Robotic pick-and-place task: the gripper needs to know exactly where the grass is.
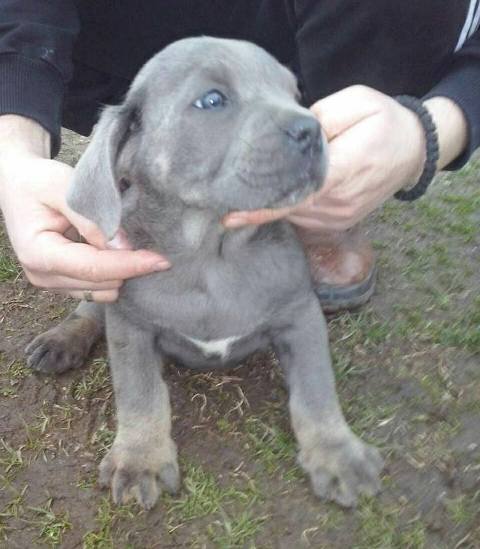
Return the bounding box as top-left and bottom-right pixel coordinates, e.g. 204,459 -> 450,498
446,493 -> 480,528
5,360 -> 30,382
390,296 -> 480,353
28,498 -> 72,547
244,417 -> 300,479
0,227 -> 21,282
208,509 -> 268,548
0,439 -> 24,484
72,358 -> 110,401
163,461 -> 263,547
0,252 -> 21,282
91,424 -> 116,460
0,358 -> 31,401
326,290 -> 480,358
166,461 -> 258,523
354,498 -> 427,549
83,497 -> 137,549
0,484 -> 27,540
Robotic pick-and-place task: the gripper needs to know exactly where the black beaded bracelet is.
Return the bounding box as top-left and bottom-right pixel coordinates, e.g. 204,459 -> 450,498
394,95 -> 439,201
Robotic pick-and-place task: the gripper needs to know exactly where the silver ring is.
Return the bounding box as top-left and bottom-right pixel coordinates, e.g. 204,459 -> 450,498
83,290 -> 94,302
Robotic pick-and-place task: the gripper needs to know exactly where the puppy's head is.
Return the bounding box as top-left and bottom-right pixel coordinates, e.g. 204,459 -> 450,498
68,37 -> 327,239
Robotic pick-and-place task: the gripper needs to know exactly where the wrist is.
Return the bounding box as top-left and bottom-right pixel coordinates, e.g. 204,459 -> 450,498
423,97 -> 468,170
394,95 -> 439,201
0,115 -> 51,162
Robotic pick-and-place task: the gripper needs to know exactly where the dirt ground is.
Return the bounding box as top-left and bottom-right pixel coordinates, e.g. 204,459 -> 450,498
1,130 -> 479,548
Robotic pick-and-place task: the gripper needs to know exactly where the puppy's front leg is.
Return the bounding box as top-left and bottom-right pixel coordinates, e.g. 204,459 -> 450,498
100,307 -> 179,509
274,299 -> 383,507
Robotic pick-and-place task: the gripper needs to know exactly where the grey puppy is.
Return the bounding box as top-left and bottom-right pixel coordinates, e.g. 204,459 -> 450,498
26,37 -> 383,509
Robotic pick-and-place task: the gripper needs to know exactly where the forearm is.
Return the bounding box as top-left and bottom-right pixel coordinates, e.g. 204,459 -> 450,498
0,115 -> 51,161
0,115 -> 51,205
424,97 -> 468,171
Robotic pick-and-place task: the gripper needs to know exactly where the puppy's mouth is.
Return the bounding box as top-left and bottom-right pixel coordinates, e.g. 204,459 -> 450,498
236,149 -> 327,211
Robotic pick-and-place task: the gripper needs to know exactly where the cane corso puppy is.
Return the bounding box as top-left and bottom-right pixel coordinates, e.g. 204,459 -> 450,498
26,37 -> 383,509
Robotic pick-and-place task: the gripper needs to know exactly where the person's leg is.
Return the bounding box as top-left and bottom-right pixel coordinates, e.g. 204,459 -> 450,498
295,226 -> 376,313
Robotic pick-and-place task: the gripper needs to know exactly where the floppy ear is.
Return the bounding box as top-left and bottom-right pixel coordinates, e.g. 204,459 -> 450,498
67,105 -> 129,240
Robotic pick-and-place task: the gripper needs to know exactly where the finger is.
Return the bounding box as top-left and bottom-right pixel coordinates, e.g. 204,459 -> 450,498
36,163 -> 129,249
222,205 -> 294,229
27,271 -> 123,291
287,212 -> 355,232
64,289 -> 120,303
63,225 -> 133,250
310,86 -> 383,141
287,191 -> 357,231
35,233 -> 171,283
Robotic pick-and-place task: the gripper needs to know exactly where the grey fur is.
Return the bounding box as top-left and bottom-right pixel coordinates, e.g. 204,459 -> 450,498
27,37 -> 382,508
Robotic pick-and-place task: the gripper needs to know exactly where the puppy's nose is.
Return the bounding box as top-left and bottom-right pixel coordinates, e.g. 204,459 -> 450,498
285,115 -> 321,153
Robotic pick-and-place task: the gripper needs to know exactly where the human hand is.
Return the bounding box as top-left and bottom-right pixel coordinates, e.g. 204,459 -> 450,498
223,85 -> 425,230
0,152 -> 170,302
222,86 -> 467,231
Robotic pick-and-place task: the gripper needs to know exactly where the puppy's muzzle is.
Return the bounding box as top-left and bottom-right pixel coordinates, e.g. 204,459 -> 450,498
285,115 -> 322,155
265,113 -> 325,207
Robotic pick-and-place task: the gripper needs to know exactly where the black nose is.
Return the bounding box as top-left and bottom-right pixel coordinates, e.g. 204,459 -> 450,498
285,115 -> 321,153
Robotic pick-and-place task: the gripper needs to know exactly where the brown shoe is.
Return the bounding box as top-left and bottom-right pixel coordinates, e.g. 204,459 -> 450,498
296,226 -> 377,313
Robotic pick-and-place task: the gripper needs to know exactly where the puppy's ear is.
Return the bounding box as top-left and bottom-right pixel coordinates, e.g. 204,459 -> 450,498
67,105 -> 132,240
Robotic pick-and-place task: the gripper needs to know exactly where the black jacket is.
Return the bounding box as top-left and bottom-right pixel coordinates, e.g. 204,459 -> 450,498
1,0 -> 479,165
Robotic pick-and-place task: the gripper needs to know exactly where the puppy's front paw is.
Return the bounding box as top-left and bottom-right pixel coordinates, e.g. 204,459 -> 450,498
99,439 -> 180,510
25,316 -> 100,374
299,434 -> 383,508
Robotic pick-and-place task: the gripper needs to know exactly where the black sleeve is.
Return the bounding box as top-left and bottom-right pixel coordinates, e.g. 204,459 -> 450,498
0,0 -> 80,156
425,27 -> 480,169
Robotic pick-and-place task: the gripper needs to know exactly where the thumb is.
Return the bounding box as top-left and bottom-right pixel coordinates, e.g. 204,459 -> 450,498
310,85 -> 383,141
38,160 -> 120,249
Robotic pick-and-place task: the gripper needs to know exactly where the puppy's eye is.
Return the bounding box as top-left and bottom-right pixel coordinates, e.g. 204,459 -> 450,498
194,90 -> 227,110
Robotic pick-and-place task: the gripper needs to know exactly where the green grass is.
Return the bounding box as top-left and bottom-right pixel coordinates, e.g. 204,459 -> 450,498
72,358 -> 110,401
0,484 -> 27,540
166,461 -> 257,524
5,360 -> 29,382
244,417 -> 299,479
0,439 -> 24,484
91,424 -> 115,460
208,509 -> 268,548
391,296 -> 480,353
83,497 -> 137,549
327,292 -> 479,356
354,498 -> 427,549
446,493 -> 480,527
28,498 -> 71,547
164,461 -> 263,547
0,243 -> 21,282
0,355 -> 29,398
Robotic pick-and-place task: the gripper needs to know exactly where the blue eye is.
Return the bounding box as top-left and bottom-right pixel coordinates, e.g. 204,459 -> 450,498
194,89 -> 227,110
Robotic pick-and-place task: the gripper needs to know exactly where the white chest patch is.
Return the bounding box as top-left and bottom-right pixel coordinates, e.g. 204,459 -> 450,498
183,334 -> 243,360
182,211 -> 210,248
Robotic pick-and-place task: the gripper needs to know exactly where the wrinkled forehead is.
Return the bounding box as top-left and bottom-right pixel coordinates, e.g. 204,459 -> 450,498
131,37 -> 299,107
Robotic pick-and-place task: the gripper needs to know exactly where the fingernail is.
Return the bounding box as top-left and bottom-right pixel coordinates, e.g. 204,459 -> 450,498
153,260 -> 171,271
224,216 -> 246,228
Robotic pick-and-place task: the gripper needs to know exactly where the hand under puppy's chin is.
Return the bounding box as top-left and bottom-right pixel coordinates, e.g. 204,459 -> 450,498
221,191 -> 317,228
